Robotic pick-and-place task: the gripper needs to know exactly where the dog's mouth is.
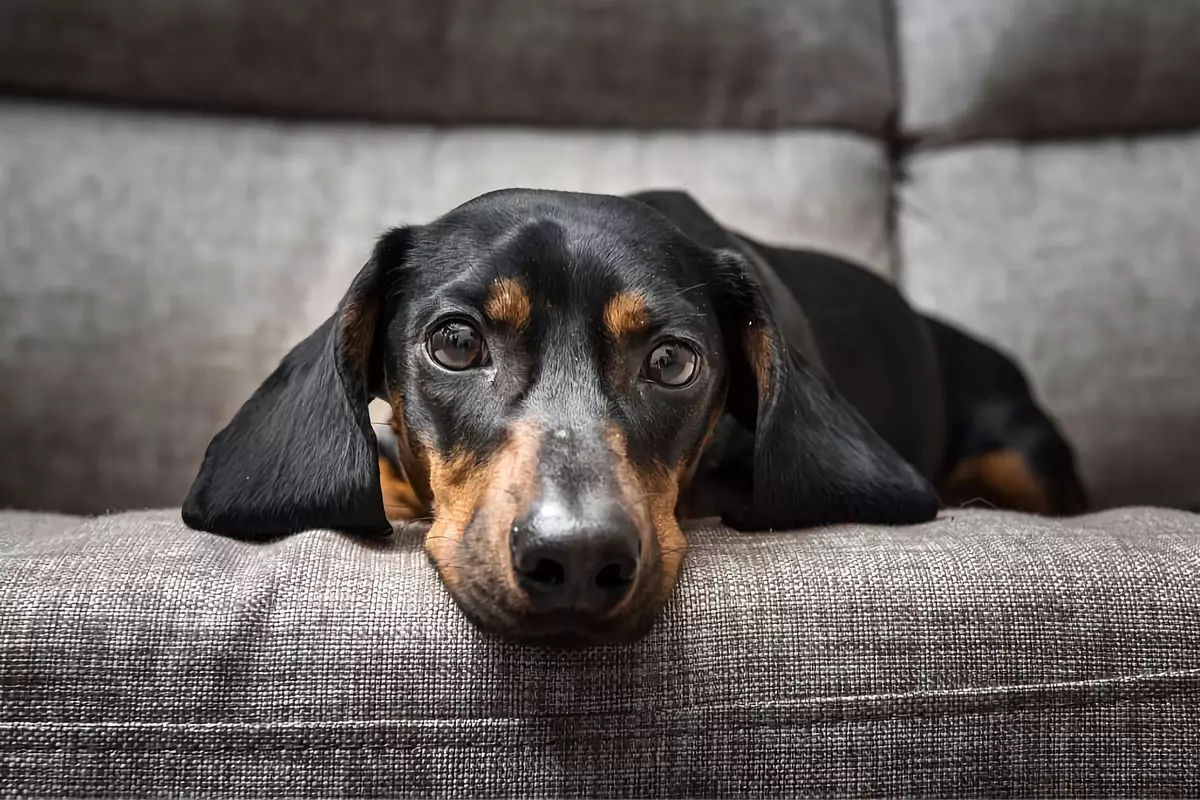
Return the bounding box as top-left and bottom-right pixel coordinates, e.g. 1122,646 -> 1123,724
422,514 -> 676,646
449,586 -> 664,648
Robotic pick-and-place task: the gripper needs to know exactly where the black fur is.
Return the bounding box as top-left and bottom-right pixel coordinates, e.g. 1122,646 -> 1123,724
925,315 -> 1088,514
631,191 -> 941,529
182,234 -> 402,537
183,188 -> 1084,541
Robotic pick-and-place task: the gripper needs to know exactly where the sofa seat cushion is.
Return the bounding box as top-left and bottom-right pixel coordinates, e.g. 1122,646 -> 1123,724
2,507 -> 1199,796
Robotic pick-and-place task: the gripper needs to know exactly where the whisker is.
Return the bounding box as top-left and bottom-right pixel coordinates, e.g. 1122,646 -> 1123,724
671,282 -> 708,298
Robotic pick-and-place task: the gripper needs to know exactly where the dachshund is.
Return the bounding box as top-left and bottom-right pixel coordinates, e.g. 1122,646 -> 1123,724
183,189 -> 1087,645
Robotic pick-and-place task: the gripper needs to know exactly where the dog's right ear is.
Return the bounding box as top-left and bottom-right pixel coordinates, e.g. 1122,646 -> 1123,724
628,189 -> 939,530
709,248 -> 941,531
182,228 -> 412,538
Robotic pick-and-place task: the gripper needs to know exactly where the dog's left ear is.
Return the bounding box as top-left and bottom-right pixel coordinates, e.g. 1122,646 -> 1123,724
710,249 -> 940,531
182,228 -> 412,538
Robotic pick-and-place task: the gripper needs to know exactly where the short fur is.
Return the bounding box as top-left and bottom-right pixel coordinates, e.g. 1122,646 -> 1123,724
184,189 -> 1087,644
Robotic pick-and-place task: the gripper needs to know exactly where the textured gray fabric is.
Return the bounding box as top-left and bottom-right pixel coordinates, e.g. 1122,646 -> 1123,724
898,0 -> 1200,142
3,507 -> 1200,796
899,135 -> 1200,509
0,0 -> 893,132
0,101 -> 890,515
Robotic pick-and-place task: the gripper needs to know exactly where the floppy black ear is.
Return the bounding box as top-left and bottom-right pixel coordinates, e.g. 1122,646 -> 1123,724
711,248 -> 940,531
626,189 -> 938,530
182,228 -> 411,537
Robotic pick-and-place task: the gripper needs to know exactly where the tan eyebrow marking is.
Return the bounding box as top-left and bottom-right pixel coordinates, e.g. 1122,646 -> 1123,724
484,277 -> 532,330
603,291 -> 650,340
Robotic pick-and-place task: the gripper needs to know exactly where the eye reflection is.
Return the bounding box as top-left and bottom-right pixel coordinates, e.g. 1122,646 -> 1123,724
642,341 -> 699,387
427,319 -> 488,370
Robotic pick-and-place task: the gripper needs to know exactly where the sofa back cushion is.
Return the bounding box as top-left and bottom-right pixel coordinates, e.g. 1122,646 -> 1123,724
899,0 -> 1200,142
0,0 -> 893,132
0,102 -> 890,513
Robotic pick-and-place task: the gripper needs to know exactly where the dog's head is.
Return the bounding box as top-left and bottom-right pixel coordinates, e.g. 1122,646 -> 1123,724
183,189 -> 936,645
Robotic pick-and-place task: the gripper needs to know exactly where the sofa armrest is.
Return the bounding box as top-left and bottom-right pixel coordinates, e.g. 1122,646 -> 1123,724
2,507 -> 1199,796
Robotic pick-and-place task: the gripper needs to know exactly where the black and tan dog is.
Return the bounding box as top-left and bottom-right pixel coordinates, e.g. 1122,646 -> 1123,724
183,189 -> 1087,644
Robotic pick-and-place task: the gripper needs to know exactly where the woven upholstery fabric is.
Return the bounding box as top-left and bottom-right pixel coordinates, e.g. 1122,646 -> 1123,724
3,507 -> 1199,797
0,0 -> 893,132
898,134 -> 1200,509
0,101 -> 890,516
898,0 -> 1200,142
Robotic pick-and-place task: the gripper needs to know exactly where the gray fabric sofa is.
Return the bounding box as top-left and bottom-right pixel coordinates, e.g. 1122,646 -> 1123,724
1,1 -> 1199,796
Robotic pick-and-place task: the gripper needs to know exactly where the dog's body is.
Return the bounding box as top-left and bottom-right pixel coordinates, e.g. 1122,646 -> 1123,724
184,189 -> 1086,645
632,192 -> 1087,521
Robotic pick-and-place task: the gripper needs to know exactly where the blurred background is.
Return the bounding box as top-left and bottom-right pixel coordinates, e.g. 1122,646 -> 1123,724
0,0 -> 1197,516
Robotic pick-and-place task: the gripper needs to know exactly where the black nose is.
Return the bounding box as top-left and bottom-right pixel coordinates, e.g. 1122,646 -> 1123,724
511,502 -> 640,615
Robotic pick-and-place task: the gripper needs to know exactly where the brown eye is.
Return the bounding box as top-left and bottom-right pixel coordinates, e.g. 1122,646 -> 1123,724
643,341 -> 699,387
427,319 -> 488,371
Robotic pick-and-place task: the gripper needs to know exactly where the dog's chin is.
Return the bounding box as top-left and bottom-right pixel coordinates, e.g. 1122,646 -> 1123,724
440,576 -> 664,648
457,603 -> 662,649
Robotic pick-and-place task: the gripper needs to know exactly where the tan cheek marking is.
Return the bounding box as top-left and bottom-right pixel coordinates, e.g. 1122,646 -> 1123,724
378,456 -> 425,523
338,298 -> 378,373
472,422 -> 540,600
605,427 -> 687,608
648,463 -> 687,606
604,427 -> 653,536
603,292 -> 650,340
424,422 -> 540,599
744,323 -> 773,401
423,449 -> 488,593
941,450 -> 1052,515
375,398 -> 431,523
484,277 -> 532,331
676,405 -> 723,521
386,394 -> 433,510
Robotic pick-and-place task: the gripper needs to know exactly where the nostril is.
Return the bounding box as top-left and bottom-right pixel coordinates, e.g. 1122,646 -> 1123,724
595,560 -> 636,590
523,557 -> 566,588
510,504 -> 641,615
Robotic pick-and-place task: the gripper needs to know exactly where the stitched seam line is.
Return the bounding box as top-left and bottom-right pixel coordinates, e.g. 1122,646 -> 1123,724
3,667 -> 1198,741
3,693 -> 1198,755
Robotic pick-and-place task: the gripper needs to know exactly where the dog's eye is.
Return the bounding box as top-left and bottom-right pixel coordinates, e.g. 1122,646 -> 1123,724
643,341 -> 699,387
427,319 -> 489,371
